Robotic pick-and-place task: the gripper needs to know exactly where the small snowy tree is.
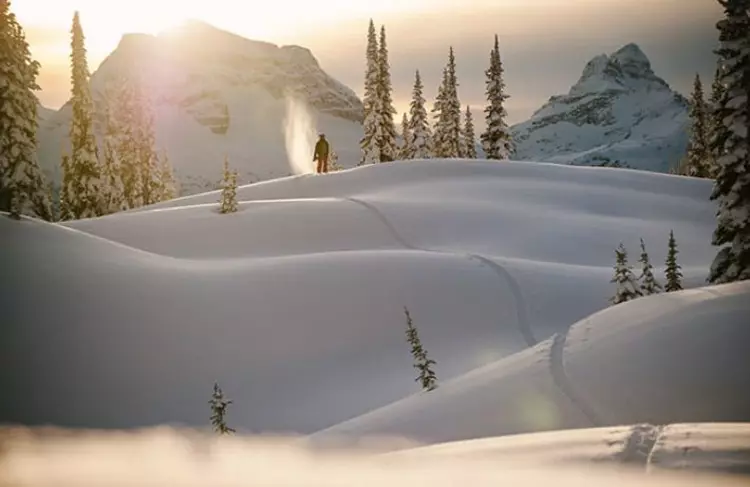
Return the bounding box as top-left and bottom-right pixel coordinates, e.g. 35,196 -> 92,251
462,105 -> 477,159
65,11 -> 104,219
209,382 -> 235,435
708,0 -> 750,284
158,151 -> 176,201
610,243 -> 642,305
399,113 -> 412,160
404,307 -> 438,392
685,74 -> 712,178
638,238 -> 662,295
481,35 -> 514,160
0,0 -> 53,220
407,70 -> 432,159
665,230 -> 683,292
375,25 -> 398,162
219,157 -> 238,214
359,19 -> 380,165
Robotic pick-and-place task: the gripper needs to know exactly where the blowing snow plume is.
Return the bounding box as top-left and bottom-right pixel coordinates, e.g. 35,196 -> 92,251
283,95 -> 317,175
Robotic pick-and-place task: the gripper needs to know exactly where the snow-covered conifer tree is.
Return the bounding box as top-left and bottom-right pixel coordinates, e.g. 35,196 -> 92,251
404,307 -> 438,392
685,74 -> 712,178
109,77 -> 141,209
219,157 -> 238,214
438,47 -> 461,158
399,113 -> 412,160
100,88 -> 126,214
376,25 -> 398,162
65,11 -> 103,219
407,70 -> 432,159
708,0 -> 750,284
158,152 -> 176,201
481,35 -> 514,160
0,0 -> 52,220
209,383 -> 235,435
462,105 -> 477,159
431,69 -> 448,157
610,243 -> 642,305
638,238 -> 662,295
359,19 -> 380,165
132,79 -> 161,206
708,64 -> 726,178
665,230 -> 683,292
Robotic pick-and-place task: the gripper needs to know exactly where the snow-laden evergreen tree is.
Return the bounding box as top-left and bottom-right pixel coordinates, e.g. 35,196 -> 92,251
610,243 -> 642,305
407,70 -> 432,159
708,0 -> 750,284
432,47 -> 461,158
638,238 -> 662,295
404,307 -> 438,392
481,35 -> 514,160
158,152 -> 176,201
65,11 -> 103,219
399,113 -> 412,160
685,74 -> 712,178
0,0 -> 52,220
359,19 -> 380,165
132,79 -> 162,206
462,105 -> 477,159
375,25 -> 398,162
209,382 -> 235,435
219,157 -> 238,214
665,230 -> 683,292
110,77 -> 142,209
100,88 -> 126,214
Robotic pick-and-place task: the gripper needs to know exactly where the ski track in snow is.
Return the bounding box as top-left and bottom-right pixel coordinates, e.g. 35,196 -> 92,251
549,332 -> 603,427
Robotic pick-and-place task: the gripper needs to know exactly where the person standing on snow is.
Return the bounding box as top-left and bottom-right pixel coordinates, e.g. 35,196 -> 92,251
314,133 -> 330,174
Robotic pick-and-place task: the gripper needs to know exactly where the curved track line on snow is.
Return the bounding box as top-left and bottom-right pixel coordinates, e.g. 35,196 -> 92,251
342,197 -> 535,348
549,332 -> 602,427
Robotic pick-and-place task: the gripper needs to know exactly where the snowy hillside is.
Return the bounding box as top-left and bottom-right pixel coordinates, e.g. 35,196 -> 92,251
3,160 -> 728,436
511,44 -> 689,173
36,20 -> 364,194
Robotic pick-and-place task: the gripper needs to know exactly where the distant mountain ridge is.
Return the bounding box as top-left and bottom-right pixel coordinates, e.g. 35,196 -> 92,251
36,20 -> 364,195
510,43 -> 689,172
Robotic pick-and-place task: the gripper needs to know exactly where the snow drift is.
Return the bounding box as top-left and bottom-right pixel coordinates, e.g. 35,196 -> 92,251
1,160 -> 732,437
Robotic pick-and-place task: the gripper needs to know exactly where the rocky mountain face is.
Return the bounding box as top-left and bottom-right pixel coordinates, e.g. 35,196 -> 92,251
511,44 -> 689,172
37,21 -> 364,195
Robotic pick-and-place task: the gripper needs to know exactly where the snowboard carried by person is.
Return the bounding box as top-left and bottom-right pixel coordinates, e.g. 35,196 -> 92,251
314,134 -> 330,174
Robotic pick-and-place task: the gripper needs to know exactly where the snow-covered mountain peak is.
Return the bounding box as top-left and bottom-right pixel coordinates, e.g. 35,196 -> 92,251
511,42 -> 688,173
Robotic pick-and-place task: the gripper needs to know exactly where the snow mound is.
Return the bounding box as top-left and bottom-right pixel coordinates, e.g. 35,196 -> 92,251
310,281 -> 750,445
511,43 -> 688,172
1,160 -> 723,434
36,20 -> 364,194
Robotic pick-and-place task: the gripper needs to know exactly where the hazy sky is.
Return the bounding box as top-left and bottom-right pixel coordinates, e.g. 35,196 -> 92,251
18,0 -> 722,124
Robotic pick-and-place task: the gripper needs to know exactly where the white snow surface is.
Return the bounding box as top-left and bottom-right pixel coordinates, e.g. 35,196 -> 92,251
36,21 -> 363,194
2,159 -> 733,437
511,44 -> 689,173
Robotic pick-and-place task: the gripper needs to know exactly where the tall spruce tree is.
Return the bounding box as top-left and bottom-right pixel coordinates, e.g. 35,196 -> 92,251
404,307 -> 438,392
399,113 -> 412,160
132,79 -> 161,206
610,243 -> 642,305
665,230 -> 683,292
375,25 -> 398,162
708,0 -> 750,284
431,69 -> 448,157
110,77 -> 142,209
359,19 -> 380,165
209,383 -> 235,435
65,11 -> 103,219
219,157 -> 238,214
0,0 -> 52,220
158,152 -> 176,201
685,74 -> 712,178
100,85 -> 126,214
432,49 -> 461,158
462,105 -> 477,158
638,238 -> 662,295
407,70 -> 432,159
481,35 -> 514,160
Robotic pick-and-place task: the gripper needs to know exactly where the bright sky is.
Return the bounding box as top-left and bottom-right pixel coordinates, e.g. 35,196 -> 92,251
17,0 -> 721,124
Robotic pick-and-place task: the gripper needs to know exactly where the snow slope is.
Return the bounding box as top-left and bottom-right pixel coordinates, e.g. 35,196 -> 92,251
1,160 -> 725,435
36,20 -> 364,194
311,280 -> 750,445
511,44 -> 689,173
